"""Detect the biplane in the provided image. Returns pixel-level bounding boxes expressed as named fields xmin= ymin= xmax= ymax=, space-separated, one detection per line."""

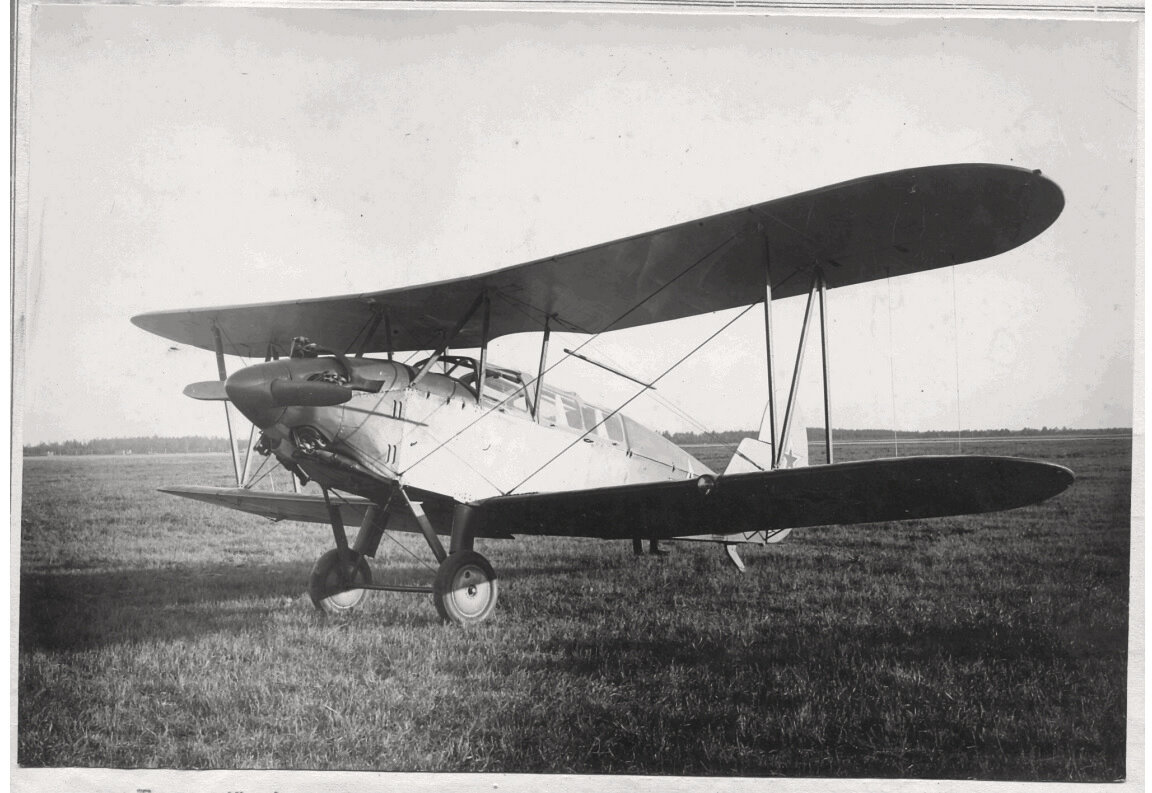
xmin=132 ymin=163 xmax=1075 ymax=625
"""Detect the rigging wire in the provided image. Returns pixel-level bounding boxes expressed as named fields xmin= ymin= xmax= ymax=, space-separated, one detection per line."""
xmin=242 ymin=452 xmax=275 ymax=489
xmin=584 ymin=344 xmax=747 ymax=465
xmin=504 ymin=303 xmax=758 ymax=495
xmin=382 ymin=530 xmax=439 ymax=572
xmin=323 ymin=490 xmax=439 ymax=573
xmin=397 ymin=229 xmax=746 ymax=478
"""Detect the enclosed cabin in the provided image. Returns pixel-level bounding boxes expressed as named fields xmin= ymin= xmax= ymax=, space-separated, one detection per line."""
xmin=411 ymin=355 xmax=712 ymax=481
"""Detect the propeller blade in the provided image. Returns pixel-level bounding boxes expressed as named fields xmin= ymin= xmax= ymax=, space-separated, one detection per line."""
xmin=183 ymin=380 xmax=229 ymax=401
xmin=269 ymin=378 xmax=353 ymax=407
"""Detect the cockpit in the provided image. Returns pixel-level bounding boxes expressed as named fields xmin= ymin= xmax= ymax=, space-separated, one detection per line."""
xmin=411 ymin=354 xmax=627 ymax=445
xmin=405 ymin=354 xmax=704 ymax=475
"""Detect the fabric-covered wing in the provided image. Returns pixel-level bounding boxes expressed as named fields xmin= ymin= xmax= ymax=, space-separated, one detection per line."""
xmin=158 ymin=486 xmax=514 ymax=539
xmin=132 ymin=164 xmax=1063 ymax=356
xmin=161 ymin=486 xmax=374 ymax=524
xmin=470 ymin=456 xmax=1074 ymax=540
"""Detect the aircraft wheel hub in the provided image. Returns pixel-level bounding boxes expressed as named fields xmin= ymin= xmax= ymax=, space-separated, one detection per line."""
xmin=308 ymin=548 xmax=373 ymax=614
xmin=434 ymin=550 xmax=498 ymax=625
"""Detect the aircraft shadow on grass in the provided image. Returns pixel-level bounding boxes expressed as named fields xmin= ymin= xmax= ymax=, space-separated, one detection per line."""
xmin=18 ymin=559 xmax=598 ymax=651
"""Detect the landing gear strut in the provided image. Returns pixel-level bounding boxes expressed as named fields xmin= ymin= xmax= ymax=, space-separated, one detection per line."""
xmin=431 ymin=502 xmax=498 ymax=625
xmin=307 ymin=487 xmax=382 ymax=615
xmin=308 ymin=487 xmax=501 ymax=625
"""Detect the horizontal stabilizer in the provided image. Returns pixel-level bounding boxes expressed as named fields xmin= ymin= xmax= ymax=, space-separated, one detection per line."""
xmin=474 ymin=456 xmax=1074 ymax=540
xmin=678 ymin=437 xmax=795 ymax=544
xmin=722 ymin=437 xmax=775 ymax=476
xmin=183 ymin=381 xmax=229 ymax=401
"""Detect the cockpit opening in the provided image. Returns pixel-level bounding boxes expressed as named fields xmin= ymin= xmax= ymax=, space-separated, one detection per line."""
xmin=412 ymin=354 xmax=625 ymax=442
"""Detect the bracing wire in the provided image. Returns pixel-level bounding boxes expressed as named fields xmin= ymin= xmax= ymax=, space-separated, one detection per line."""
xmin=584 ymin=345 xmax=747 ymax=465
xmin=320 ymin=489 xmax=437 ymax=572
xmin=505 ymin=303 xmax=758 ymax=495
xmin=383 ymin=531 xmax=439 ymax=572
xmin=398 ymin=229 xmax=746 ymax=478
xmin=242 ymin=452 xmax=275 ymax=488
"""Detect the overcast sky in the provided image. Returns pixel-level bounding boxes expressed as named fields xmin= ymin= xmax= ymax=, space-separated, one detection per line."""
xmin=18 ymin=9 xmax=1139 ymax=445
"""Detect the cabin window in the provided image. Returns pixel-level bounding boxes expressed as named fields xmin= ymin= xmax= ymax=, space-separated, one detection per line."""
xmin=481 ymin=372 xmax=530 ymax=415
xmin=556 ymin=394 xmax=583 ymax=431
xmin=582 ymin=405 xmax=608 ymax=438
xmin=603 ymin=412 xmax=625 ymax=444
xmin=537 ymin=391 xmax=559 ymax=426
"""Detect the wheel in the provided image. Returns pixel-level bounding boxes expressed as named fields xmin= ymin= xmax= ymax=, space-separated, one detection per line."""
xmin=308 ymin=548 xmax=372 ymax=614
xmin=433 ymin=550 xmax=498 ymax=625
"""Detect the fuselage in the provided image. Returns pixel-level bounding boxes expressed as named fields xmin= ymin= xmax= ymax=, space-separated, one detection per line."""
xmin=225 ymin=355 xmax=710 ymax=504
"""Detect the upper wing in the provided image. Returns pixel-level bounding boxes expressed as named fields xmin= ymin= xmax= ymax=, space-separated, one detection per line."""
xmin=132 ymin=164 xmax=1063 ymax=356
xmin=469 ymin=456 xmax=1075 ymax=540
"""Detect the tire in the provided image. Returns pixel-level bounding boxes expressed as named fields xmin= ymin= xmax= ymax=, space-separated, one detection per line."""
xmin=433 ymin=550 xmax=498 ymax=625
xmin=308 ymin=548 xmax=372 ymax=614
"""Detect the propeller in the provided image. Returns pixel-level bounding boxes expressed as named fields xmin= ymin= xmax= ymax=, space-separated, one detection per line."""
xmin=183 ymin=381 xmax=229 ymax=401
xmin=184 ymin=376 xmax=354 ymax=406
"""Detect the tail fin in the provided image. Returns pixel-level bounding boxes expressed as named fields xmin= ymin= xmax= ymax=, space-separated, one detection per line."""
xmin=721 ymin=436 xmax=805 ymax=546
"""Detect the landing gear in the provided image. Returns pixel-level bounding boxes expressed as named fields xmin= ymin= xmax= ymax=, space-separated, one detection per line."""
xmin=309 ymin=548 xmax=373 ymax=613
xmin=310 ymin=487 xmax=500 ymax=624
xmin=433 ymin=550 xmax=498 ymax=625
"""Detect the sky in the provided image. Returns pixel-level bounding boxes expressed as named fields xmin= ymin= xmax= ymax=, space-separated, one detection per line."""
xmin=17 ymin=8 xmax=1140 ymax=445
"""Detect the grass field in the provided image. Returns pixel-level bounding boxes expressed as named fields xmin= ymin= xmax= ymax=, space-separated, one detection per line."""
xmin=17 ymin=437 xmax=1131 ymax=779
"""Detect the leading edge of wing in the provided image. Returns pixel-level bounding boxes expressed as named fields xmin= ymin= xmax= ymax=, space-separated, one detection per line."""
xmin=159 ymin=486 xmax=373 ymax=524
xmin=158 ymin=485 xmax=515 ymax=539
xmin=471 ymin=456 xmax=1075 ymax=540
xmin=132 ymin=164 xmax=1064 ymax=357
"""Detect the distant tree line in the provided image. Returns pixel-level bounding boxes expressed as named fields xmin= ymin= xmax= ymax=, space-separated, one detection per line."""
xmin=664 ymin=426 xmax=1132 ymax=445
xmin=23 ymin=436 xmax=232 ymax=456
xmin=25 ymin=426 xmax=1133 ymax=456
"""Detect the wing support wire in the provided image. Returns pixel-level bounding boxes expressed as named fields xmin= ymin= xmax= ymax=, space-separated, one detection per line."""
xmin=761 ymin=231 xmax=779 ymax=465
xmin=505 ymin=302 xmax=758 ymax=495
xmin=760 ymin=262 xmax=834 ymax=470
xmin=766 ymin=267 xmax=834 ymax=470
xmin=776 ymin=275 xmax=818 ymax=469
xmin=397 ymin=229 xmax=747 ymax=481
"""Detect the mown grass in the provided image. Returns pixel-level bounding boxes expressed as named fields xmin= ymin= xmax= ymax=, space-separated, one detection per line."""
xmin=17 ymin=438 xmax=1130 ymax=779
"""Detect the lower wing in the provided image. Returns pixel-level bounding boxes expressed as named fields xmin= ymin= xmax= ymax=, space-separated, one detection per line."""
xmin=161 ymin=456 xmax=1072 ymax=541
xmin=158 ymin=486 xmax=516 ymax=538
xmin=472 ymin=456 xmax=1074 ymax=540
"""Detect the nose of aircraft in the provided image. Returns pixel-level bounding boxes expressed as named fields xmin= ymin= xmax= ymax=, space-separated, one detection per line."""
xmin=225 ymin=359 xmax=356 ymax=428
xmin=225 ymin=361 xmax=291 ymax=428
